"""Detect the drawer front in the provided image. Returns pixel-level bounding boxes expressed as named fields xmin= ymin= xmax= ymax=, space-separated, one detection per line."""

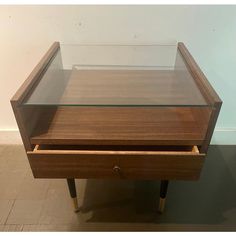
xmin=27 ymin=152 xmax=119 ymax=179
xmin=118 ymin=154 xmax=205 ymax=180
xmin=27 ymin=145 xmax=205 ymax=180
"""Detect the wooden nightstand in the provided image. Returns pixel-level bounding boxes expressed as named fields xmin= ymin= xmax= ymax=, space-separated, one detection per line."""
xmin=11 ymin=42 xmax=222 ymax=213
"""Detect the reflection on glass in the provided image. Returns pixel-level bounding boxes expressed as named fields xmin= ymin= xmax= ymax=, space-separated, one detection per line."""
xmin=24 ymin=44 xmax=208 ymax=107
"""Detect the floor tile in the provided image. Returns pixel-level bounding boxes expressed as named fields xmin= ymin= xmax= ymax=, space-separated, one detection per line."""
xmin=0 ymin=145 xmax=6 ymax=152
xmin=0 ymin=169 xmax=27 ymax=200
xmin=0 ymin=224 xmax=23 ymax=231
xmin=0 ymin=200 xmax=14 ymax=224
xmin=22 ymin=224 xmax=72 ymax=231
xmin=0 ymin=169 xmax=27 ymax=181
xmin=0 ymin=145 xmax=28 ymax=170
xmin=38 ymin=195 xmax=76 ymax=225
xmin=37 ymin=179 xmax=86 ymax=225
xmin=16 ymin=171 xmax=50 ymax=200
xmin=6 ymin=200 xmax=44 ymax=225
xmin=46 ymin=179 xmax=71 ymax=200
xmin=219 ymin=146 xmax=236 ymax=182
xmin=0 ymin=146 xmax=7 ymax=170
xmin=5 ymin=223 xmax=236 ymax=232
xmin=0 ymin=180 xmax=24 ymax=200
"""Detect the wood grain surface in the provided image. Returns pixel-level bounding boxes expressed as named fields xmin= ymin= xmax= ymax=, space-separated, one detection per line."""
xmin=177 ymin=42 xmax=222 ymax=153
xmin=30 ymin=106 xmax=210 ymax=146
xmin=28 ymin=145 xmax=205 ymax=180
xmin=59 ymin=69 xmax=207 ymax=106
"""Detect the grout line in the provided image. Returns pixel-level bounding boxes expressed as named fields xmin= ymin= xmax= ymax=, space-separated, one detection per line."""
xmin=36 ymin=179 xmax=52 ymax=225
xmin=4 ymin=199 xmax=16 ymax=225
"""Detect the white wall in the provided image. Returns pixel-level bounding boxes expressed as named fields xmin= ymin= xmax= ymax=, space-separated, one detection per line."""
xmin=0 ymin=5 xmax=236 ymax=144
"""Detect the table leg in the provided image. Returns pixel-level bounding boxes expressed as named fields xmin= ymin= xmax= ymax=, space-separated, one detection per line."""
xmin=66 ymin=178 xmax=79 ymax=212
xmin=158 ymin=180 xmax=169 ymax=213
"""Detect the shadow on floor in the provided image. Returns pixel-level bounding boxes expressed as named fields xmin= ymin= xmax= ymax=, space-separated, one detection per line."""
xmin=78 ymin=145 xmax=236 ymax=226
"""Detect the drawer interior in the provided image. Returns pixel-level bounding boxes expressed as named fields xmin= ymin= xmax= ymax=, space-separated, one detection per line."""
xmin=32 ymin=144 xmax=200 ymax=155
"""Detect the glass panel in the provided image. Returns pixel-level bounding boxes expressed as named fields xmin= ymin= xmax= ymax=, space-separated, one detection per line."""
xmin=29 ymin=106 xmax=212 ymax=146
xmin=23 ymin=44 xmax=209 ymax=107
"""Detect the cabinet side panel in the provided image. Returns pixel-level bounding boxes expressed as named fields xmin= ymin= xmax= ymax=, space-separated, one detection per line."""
xmin=10 ymin=42 xmax=61 ymax=151
xmin=11 ymin=42 xmax=60 ymax=104
xmin=11 ymin=101 xmax=33 ymax=151
xmin=176 ymin=42 xmax=222 ymax=105
xmin=200 ymin=102 xmax=222 ymax=153
xmin=190 ymin=107 xmax=212 ymax=149
xmin=12 ymin=105 xmax=57 ymax=151
xmin=176 ymin=42 xmax=222 ymax=153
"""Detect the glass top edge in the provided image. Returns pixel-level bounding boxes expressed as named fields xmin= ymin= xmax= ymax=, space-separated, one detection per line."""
xmin=60 ymin=43 xmax=177 ymax=47
xmin=72 ymin=65 xmax=175 ymax=69
xmin=22 ymin=104 xmax=212 ymax=107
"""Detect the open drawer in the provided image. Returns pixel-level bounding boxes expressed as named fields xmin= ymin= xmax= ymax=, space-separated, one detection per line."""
xmin=27 ymin=145 xmax=205 ymax=180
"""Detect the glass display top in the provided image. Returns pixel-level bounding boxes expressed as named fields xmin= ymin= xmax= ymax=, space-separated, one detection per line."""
xmin=23 ymin=44 xmax=208 ymax=107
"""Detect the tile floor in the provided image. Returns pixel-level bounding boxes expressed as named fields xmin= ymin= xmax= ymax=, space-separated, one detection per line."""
xmin=0 ymin=145 xmax=236 ymax=231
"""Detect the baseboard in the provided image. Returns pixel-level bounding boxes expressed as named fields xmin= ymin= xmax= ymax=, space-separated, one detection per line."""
xmin=211 ymin=128 xmax=236 ymax=145
xmin=0 ymin=129 xmax=235 ymax=145
xmin=0 ymin=130 xmax=22 ymax=145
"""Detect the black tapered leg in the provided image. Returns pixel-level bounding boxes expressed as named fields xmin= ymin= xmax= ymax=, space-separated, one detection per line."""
xmin=158 ymin=180 xmax=169 ymax=213
xmin=66 ymin=178 xmax=79 ymax=212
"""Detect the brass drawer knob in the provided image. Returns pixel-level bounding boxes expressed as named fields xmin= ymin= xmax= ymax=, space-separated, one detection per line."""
xmin=113 ymin=165 xmax=121 ymax=172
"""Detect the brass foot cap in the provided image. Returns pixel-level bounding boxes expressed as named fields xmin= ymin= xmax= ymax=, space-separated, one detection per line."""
xmin=158 ymin=197 xmax=166 ymax=213
xmin=74 ymin=208 xmax=80 ymax=213
xmin=72 ymin=197 xmax=80 ymax=213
